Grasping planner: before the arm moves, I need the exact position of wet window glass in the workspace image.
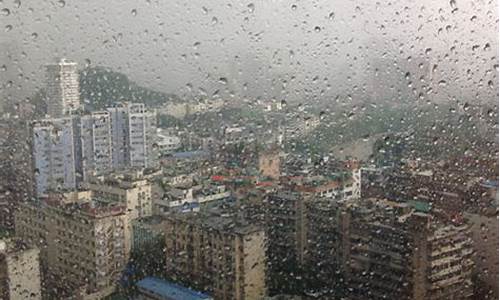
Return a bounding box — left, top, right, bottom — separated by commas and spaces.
0, 0, 498, 299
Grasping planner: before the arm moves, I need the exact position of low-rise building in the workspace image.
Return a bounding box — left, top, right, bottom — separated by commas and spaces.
155, 181, 231, 214
344, 199, 474, 300
83, 171, 153, 219
15, 197, 129, 299
164, 211, 267, 300
0, 238, 42, 300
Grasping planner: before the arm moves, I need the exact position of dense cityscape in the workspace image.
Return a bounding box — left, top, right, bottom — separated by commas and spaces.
1, 0, 499, 300
0, 56, 497, 300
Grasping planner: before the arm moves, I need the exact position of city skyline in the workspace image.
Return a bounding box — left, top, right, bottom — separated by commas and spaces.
0, 1, 498, 300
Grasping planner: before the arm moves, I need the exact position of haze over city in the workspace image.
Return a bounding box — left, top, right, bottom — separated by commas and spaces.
0, 0, 498, 300
1, 0, 498, 106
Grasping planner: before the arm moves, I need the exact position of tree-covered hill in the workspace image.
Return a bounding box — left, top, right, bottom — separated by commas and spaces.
80, 67, 181, 110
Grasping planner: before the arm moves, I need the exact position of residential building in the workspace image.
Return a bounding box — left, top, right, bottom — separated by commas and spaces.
156, 131, 181, 156
0, 118, 33, 229
31, 103, 160, 197
264, 191, 310, 294
131, 217, 168, 279
83, 170, 153, 219
74, 111, 113, 180
0, 238, 42, 300
164, 211, 267, 300
258, 149, 281, 180
46, 58, 80, 117
465, 212, 498, 299
14, 197, 129, 299
155, 180, 231, 215
132, 216, 166, 252
31, 117, 76, 196
344, 199, 474, 300
107, 102, 158, 169
303, 199, 347, 296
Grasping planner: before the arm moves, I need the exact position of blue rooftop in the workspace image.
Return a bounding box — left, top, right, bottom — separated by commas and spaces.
137, 277, 212, 300
482, 180, 499, 188
172, 150, 209, 159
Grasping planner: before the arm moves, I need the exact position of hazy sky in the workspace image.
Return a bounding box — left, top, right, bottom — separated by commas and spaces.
1, 0, 498, 107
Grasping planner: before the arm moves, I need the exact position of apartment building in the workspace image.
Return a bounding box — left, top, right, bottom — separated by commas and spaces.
107, 102, 158, 169
155, 180, 231, 215
74, 111, 113, 179
83, 171, 153, 219
46, 58, 80, 117
0, 238, 42, 300
258, 149, 281, 180
31, 103, 159, 197
31, 117, 77, 196
303, 199, 348, 295
344, 199, 474, 300
164, 211, 267, 300
264, 191, 310, 294
14, 197, 129, 299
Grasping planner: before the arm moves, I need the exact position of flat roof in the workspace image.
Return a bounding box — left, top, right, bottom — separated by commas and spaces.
137, 277, 212, 300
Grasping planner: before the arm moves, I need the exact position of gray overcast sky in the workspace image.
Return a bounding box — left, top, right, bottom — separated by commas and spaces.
1, 0, 498, 106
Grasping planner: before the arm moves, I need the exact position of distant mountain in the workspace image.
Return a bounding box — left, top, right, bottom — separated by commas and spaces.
29, 67, 181, 118
79, 66, 181, 110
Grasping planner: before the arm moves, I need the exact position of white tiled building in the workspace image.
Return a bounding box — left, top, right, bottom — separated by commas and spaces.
46, 58, 80, 117
107, 102, 158, 169
32, 117, 77, 196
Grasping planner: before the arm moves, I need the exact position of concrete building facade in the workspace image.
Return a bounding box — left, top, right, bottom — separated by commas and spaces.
14, 197, 129, 298
31, 117, 76, 196
107, 102, 158, 169
164, 212, 267, 300
75, 111, 113, 180
46, 58, 80, 117
0, 239, 42, 300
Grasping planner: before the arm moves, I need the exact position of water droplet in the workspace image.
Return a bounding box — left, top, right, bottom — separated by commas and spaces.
247, 3, 255, 13
219, 77, 228, 85
328, 12, 335, 20
484, 43, 491, 51
472, 44, 480, 51
211, 16, 218, 25
31, 32, 38, 40
449, 0, 457, 9
425, 48, 432, 55
14, 0, 21, 8
1, 8, 10, 16
438, 80, 447, 86
131, 9, 137, 16
488, 80, 494, 89
291, 4, 297, 10
57, 0, 65, 7
202, 6, 208, 14
84, 59, 91, 67
314, 26, 321, 32
470, 15, 477, 22
5, 24, 12, 32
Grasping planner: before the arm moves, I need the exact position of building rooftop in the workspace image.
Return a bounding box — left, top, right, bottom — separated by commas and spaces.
166, 209, 262, 235
137, 277, 213, 300
172, 150, 209, 159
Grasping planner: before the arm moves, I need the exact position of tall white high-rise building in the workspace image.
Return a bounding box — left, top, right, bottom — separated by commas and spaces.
107, 102, 158, 169
73, 111, 113, 180
46, 58, 80, 117
32, 103, 158, 197
31, 117, 76, 196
